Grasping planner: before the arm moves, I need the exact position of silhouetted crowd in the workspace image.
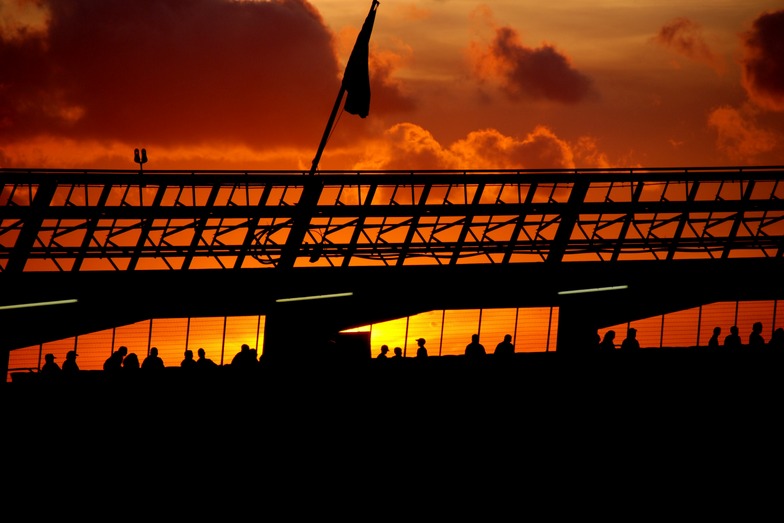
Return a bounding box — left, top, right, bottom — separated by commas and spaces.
35, 343, 255, 384
25, 322, 784, 386
593, 322, 784, 354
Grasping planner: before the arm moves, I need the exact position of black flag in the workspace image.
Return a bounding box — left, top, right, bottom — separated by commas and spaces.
342, 0, 379, 118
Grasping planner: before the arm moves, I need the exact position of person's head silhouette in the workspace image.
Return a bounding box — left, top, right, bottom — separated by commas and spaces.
123, 353, 140, 369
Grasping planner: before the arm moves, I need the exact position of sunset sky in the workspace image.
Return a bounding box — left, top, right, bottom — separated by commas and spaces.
1, 0, 783, 172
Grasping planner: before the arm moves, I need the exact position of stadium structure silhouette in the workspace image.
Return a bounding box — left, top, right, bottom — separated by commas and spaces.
2, 166, 782, 365
3, 165, 784, 457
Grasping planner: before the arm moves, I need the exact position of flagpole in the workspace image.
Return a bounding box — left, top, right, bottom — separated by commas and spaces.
278, 0, 377, 269
308, 85, 346, 176
307, 0, 379, 176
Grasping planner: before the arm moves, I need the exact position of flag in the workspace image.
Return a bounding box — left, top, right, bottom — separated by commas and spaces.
342, 0, 379, 118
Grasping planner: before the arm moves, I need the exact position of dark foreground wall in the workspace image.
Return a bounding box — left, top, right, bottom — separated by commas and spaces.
6, 348, 783, 423
3, 348, 782, 516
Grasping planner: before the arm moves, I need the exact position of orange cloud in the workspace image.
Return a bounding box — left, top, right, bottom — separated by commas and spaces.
364, 48, 417, 117
353, 123, 448, 170
451, 127, 575, 168
652, 17, 724, 72
741, 10, 784, 111
0, 0, 50, 42
707, 105, 779, 161
468, 14, 594, 104
352, 123, 611, 171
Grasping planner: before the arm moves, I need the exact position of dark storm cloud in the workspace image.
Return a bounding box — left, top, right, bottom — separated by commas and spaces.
0, 0, 340, 146
741, 9, 784, 111
479, 25, 594, 104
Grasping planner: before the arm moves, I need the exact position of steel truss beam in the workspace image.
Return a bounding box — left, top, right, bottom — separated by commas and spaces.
2, 167, 782, 273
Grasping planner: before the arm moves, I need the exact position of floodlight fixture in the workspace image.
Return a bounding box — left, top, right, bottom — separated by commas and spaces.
557, 285, 628, 296
276, 292, 353, 303
0, 298, 78, 311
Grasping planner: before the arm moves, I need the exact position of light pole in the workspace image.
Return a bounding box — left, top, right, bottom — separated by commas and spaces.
134, 148, 148, 172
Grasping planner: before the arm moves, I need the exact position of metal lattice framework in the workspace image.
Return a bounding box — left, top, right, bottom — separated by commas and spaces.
1, 166, 783, 272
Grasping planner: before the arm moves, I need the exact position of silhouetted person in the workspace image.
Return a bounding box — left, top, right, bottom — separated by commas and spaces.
708, 327, 721, 349
181, 349, 197, 370
62, 350, 79, 376
494, 334, 515, 358
229, 343, 259, 377
195, 347, 218, 371
415, 338, 428, 358
749, 321, 765, 349
724, 326, 742, 350
40, 353, 61, 380
620, 328, 640, 351
231, 343, 255, 368
104, 345, 128, 372
591, 329, 601, 352
391, 347, 403, 359
769, 328, 784, 350
599, 330, 616, 352
377, 344, 389, 359
465, 334, 486, 359
120, 353, 140, 383
142, 346, 165, 371
123, 352, 140, 371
